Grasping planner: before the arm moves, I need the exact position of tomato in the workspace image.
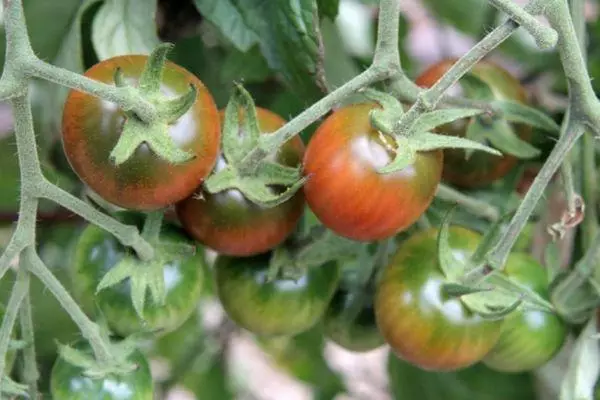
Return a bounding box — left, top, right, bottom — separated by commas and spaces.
483, 253, 567, 373
50, 341, 153, 400
176, 108, 305, 256
303, 103, 443, 241
415, 59, 531, 188
62, 55, 221, 210
215, 252, 340, 336
71, 223, 205, 336
375, 226, 503, 371
323, 289, 384, 352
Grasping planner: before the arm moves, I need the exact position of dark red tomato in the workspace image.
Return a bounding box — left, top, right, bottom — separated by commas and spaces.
71, 223, 205, 337
62, 55, 221, 210
215, 252, 340, 336
375, 226, 503, 371
483, 253, 567, 373
415, 59, 532, 188
50, 341, 153, 400
303, 103, 443, 241
323, 289, 385, 352
176, 108, 305, 256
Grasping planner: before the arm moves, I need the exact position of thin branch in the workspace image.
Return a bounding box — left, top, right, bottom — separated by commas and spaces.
436, 184, 500, 221
18, 279, 38, 398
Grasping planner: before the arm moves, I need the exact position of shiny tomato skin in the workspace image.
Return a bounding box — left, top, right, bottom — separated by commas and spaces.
62, 55, 221, 210
71, 223, 205, 337
215, 253, 340, 336
415, 59, 531, 188
483, 253, 567, 373
176, 108, 305, 256
323, 289, 385, 352
50, 341, 153, 400
375, 226, 503, 371
303, 103, 443, 241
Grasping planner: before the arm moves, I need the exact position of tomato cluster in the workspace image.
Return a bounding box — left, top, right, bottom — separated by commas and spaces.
51, 53, 567, 397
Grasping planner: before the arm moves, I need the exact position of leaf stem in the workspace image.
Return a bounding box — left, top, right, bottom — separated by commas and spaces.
436, 184, 500, 221
18, 282, 38, 398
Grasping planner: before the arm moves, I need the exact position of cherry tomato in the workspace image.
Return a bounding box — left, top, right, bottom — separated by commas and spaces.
303, 103, 443, 241
415, 59, 531, 188
62, 55, 221, 210
323, 289, 384, 352
375, 226, 503, 371
71, 223, 205, 336
483, 253, 567, 373
215, 252, 340, 336
176, 108, 305, 256
50, 341, 153, 400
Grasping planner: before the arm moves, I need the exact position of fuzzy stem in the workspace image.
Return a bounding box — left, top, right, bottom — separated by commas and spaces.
141, 211, 164, 243
18, 282, 38, 398
436, 184, 500, 221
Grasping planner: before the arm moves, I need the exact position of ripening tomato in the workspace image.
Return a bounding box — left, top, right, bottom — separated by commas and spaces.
323, 289, 385, 352
215, 252, 340, 336
375, 226, 503, 371
303, 103, 443, 241
50, 341, 153, 400
71, 223, 205, 336
176, 108, 305, 256
415, 59, 531, 188
62, 55, 221, 210
483, 253, 567, 373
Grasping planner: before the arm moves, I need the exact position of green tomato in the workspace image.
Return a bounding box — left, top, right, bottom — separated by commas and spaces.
483, 253, 567, 373
375, 226, 503, 371
323, 289, 385, 352
215, 252, 340, 336
50, 341, 153, 400
71, 223, 205, 336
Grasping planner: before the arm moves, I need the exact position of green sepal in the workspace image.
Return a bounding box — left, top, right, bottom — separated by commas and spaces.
56, 342, 137, 379
442, 282, 492, 297
492, 99, 560, 133
158, 84, 198, 123
475, 298, 523, 320
109, 118, 195, 166
95, 240, 196, 319
362, 88, 405, 135
1, 376, 29, 398
138, 42, 174, 95
436, 208, 467, 281
410, 108, 484, 135
466, 118, 540, 159
237, 175, 308, 208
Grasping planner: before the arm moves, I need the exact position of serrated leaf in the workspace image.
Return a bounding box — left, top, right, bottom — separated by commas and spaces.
92, 0, 160, 60
493, 100, 560, 133
560, 315, 599, 400
466, 119, 540, 159
411, 108, 484, 135
193, 0, 259, 52
413, 132, 502, 155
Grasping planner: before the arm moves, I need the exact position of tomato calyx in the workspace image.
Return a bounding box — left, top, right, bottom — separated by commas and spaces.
108, 43, 199, 166
203, 84, 306, 207
361, 89, 501, 174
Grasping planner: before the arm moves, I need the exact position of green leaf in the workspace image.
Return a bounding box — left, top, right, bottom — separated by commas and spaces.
236, 0, 326, 101
317, 0, 340, 20
411, 108, 484, 134
389, 354, 536, 400
91, 0, 160, 60
193, 0, 259, 52
220, 45, 271, 83
466, 119, 540, 159
420, 0, 488, 36
560, 316, 599, 400
492, 99, 560, 133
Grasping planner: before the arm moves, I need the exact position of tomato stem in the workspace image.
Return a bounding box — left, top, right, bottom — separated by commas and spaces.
436, 184, 500, 221
141, 211, 164, 245
17, 280, 38, 398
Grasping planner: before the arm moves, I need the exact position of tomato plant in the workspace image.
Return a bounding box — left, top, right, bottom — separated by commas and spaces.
176, 107, 305, 256
415, 59, 532, 188
323, 288, 384, 352
303, 103, 443, 241
375, 226, 503, 371
483, 253, 567, 373
62, 55, 221, 211
50, 341, 153, 400
215, 252, 340, 336
71, 223, 205, 336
